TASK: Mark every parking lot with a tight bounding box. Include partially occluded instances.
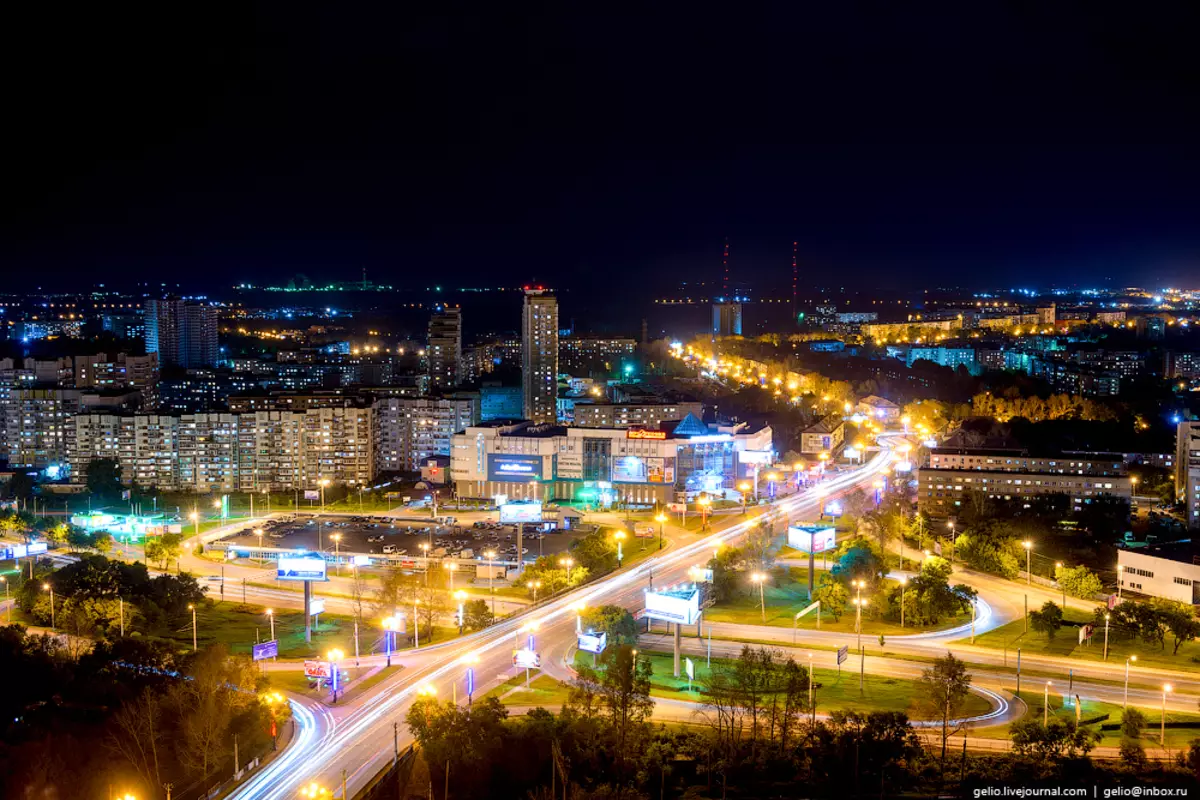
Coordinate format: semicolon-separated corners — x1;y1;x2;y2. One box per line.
222;513;591;564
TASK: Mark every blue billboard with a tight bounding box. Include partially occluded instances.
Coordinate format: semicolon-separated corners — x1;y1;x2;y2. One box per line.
487;454;543;482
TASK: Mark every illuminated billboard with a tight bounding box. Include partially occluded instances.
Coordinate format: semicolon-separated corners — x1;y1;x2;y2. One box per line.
643;584;701;625
626;428;666;440
499;502;544;524
578;632;607;654
487;454;543;482
787;524;837;554
612;455;648;483
277;556;328;582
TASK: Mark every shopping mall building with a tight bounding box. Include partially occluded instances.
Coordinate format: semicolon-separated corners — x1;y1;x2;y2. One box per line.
449;413;774;506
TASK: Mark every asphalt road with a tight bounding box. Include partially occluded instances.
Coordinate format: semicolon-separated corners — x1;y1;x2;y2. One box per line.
227;443;904;800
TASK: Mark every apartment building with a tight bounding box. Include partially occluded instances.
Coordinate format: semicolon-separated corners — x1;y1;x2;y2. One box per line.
918;446;1132;518
374;394;479;473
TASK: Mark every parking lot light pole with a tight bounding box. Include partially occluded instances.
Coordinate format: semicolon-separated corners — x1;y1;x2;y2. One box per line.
655;513;666;551
484;550;497;616
332;533;342;575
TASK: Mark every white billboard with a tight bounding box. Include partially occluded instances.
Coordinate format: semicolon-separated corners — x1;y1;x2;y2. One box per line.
643;585;701;625
277;556;328;582
513;648;541;669
578;632;607;654
500;502;543;524
787;525;837;554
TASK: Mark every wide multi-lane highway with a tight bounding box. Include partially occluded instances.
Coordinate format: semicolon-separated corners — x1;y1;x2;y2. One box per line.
230;442;904;799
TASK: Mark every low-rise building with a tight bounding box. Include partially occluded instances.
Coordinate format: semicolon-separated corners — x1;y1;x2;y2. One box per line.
1116;544;1200;604
451;414;773;506
800;417;845;455
856;395;901;422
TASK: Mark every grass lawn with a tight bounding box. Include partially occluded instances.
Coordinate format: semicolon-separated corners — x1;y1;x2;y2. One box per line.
270;664;403;704
704;568;971;637
165;602;362;658
972;696;1200;748
959;607;1200;672
481;673;573;707
575;650;993;721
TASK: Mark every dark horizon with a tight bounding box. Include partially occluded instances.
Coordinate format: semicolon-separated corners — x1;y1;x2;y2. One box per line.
5;5;1200;293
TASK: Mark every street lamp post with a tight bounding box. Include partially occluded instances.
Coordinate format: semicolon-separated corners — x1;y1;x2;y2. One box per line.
454;590;467;633
1124;656;1137;708
419;542;431;585
1023;540;1032;585
266;609;275;648
412;599;420;649
319;478;330;513
1103;613;1110;660
1044;682;1052;726
0;576;7;624
738;482;750;514
698;496;711;531
1117;564;1124;600
1055;562;1065;607
188;603;197;651
573;602;586;634
531;580;542;604
751;573;766;622
484;550;497;616
43;583;54;629
332;533;342;576
614;530;625;567
327;648;344;703
559;557;574;584
947;521;955;563
255;528;265;564
445;561;457;592
655;513;666;551
190;510;199;538
852;579;866;651
899;577;906;629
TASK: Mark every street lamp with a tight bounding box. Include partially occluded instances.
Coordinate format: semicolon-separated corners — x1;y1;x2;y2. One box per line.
266;608;276;642
698;495;712;531
188;603;197;651
1055;562;1065;607
318;478;331;512
484;550;497;616
255;528;265;563
190;510;199;538
751;572;766;622
445;561;457;592
613;530;626;567
851;581;867;652
738;482;751;514
382;615;400;666
1117;563;1124;600
0;576;8;624
419;542;431;584
531;580;542;604
454;590;467;633
559;557;574;584
43;583;54;629
332;532;342;575
1162;684;1172;745
1124;655;1137;708
899;576;907;629
1022;540;1032;585
327;648;344;703
655;513;667;551
1044;681;1052;726
573;601;586;633
299;783;330;798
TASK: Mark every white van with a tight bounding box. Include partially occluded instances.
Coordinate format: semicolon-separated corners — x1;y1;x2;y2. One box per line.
382;544;397;554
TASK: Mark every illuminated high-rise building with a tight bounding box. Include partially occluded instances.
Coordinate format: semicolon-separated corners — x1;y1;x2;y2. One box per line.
427;305;463;390
521;288;559;424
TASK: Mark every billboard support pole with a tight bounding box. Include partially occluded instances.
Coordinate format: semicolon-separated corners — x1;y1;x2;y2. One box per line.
304;580;312;644
807;548;815;598
673;623;682;678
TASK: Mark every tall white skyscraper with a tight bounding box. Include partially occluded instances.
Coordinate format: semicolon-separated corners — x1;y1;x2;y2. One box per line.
522;288;559;424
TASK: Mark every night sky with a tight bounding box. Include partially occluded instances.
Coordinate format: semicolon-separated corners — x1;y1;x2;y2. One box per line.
4;4;1200;294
